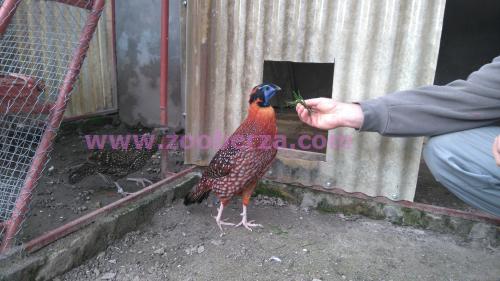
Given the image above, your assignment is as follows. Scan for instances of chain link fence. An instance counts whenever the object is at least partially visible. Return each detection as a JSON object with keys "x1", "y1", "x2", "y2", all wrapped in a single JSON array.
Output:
[{"x1": 0, "y1": 0, "x2": 104, "y2": 252}]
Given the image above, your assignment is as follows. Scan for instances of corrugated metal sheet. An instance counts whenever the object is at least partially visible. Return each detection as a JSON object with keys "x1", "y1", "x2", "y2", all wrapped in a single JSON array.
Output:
[
  {"x1": 184, "y1": 0, "x2": 446, "y2": 201},
  {"x1": 66, "y1": 2, "x2": 117, "y2": 118}
]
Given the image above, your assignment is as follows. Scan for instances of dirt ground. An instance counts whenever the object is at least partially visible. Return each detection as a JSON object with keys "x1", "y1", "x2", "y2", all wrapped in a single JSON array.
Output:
[
  {"x1": 18, "y1": 117, "x2": 188, "y2": 243},
  {"x1": 56, "y1": 199, "x2": 500, "y2": 281},
  {"x1": 17, "y1": 115, "x2": 478, "y2": 244},
  {"x1": 415, "y1": 159, "x2": 476, "y2": 212}
]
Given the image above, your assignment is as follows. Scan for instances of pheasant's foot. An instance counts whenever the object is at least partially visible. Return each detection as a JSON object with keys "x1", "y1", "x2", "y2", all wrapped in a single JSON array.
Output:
[
  {"x1": 235, "y1": 205, "x2": 262, "y2": 231},
  {"x1": 235, "y1": 219, "x2": 262, "y2": 231},
  {"x1": 126, "y1": 177, "x2": 153, "y2": 188},
  {"x1": 114, "y1": 182, "x2": 131, "y2": 196},
  {"x1": 214, "y1": 204, "x2": 234, "y2": 233}
]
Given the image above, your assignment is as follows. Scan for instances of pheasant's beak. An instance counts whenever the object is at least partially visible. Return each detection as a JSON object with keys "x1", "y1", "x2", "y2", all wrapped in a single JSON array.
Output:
[{"x1": 265, "y1": 84, "x2": 281, "y2": 103}]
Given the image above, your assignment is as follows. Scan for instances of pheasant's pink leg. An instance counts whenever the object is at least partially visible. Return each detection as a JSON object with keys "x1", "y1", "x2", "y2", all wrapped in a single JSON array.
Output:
[
  {"x1": 214, "y1": 202, "x2": 234, "y2": 232},
  {"x1": 235, "y1": 205, "x2": 262, "y2": 231},
  {"x1": 235, "y1": 194, "x2": 262, "y2": 231}
]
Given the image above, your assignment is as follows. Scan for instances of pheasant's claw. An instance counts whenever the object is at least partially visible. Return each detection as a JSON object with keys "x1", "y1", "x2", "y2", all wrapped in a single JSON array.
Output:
[
  {"x1": 214, "y1": 203, "x2": 234, "y2": 233},
  {"x1": 235, "y1": 220, "x2": 262, "y2": 231},
  {"x1": 215, "y1": 218, "x2": 235, "y2": 235},
  {"x1": 216, "y1": 220, "x2": 235, "y2": 228},
  {"x1": 114, "y1": 182, "x2": 131, "y2": 196},
  {"x1": 235, "y1": 205, "x2": 262, "y2": 231},
  {"x1": 126, "y1": 177, "x2": 153, "y2": 188}
]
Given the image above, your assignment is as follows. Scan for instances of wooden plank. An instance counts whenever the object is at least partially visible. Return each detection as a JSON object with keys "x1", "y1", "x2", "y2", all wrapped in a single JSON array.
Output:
[{"x1": 65, "y1": 2, "x2": 117, "y2": 117}]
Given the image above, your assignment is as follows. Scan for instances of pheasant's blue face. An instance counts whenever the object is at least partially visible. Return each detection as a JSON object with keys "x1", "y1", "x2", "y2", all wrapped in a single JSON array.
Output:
[{"x1": 249, "y1": 83, "x2": 282, "y2": 107}]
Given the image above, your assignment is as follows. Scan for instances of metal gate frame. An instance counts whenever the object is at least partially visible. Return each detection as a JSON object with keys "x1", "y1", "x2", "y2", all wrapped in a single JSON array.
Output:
[{"x1": 0, "y1": 0, "x2": 106, "y2": 253}]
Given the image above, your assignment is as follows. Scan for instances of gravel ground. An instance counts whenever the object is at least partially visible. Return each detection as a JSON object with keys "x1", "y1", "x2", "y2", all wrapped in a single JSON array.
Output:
[{"x1": 57, "y1": 197, "x2": 500, "y2": 281}]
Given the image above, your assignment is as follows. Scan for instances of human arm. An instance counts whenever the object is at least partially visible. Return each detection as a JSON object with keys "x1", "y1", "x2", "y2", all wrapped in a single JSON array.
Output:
[
  {"x1": 297, "y1": 56, "x2": 500, "y2": 136},
  {"x1": 359, "y1": 56, "x2": 500, "y2": 136}
]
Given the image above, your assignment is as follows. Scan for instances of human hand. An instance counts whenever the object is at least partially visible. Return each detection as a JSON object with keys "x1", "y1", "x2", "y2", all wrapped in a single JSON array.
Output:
[
  {"x1": 493, "y1": 136, "x2": 500, "y2": 166},
  {"x1": 295, "y1": 98, "x2": 364, "y2": 130}
]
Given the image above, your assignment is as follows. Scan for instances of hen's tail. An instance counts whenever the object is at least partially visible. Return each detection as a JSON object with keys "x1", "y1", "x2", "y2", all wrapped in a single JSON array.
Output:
[{"x1": 184, "y1": 178, "x2": 211, "y2": 205}]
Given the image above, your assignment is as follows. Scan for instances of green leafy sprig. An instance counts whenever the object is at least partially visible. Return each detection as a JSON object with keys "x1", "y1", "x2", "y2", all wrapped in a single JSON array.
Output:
[{"x1": 286, "y1": 90, "x2": 313, "y2": 115}]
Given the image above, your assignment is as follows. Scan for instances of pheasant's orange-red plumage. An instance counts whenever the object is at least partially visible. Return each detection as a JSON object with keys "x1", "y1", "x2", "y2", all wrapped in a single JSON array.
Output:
[
  {"x1": 184, "y1": 84, "x2": 280, "y2": 231},
  {"x1": 185, "y1": 101, "x2": 277, "y2": 203}
]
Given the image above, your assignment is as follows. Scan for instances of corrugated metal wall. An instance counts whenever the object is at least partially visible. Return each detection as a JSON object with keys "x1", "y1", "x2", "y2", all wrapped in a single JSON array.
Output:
[
  {"x1": 185, "y1": 0, "x2": 446, "y2": 201},
  {"x1": 65, "y1": 2, "x2": 117, "y2": 118}
]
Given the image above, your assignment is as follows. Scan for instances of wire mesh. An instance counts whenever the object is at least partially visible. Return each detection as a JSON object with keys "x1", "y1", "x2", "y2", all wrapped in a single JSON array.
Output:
[{"x1": 0, "y1": 0, "x2": 101, "y2": 248}]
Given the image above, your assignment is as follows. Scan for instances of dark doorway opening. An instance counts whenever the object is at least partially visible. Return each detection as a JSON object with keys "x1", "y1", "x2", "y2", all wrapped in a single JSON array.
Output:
[
  {"x1": 262, "y1": 61, "x2": 334, "y2": 154},
  {"x1": 434, "y1": 0, "x2": 500, "y2": 85}
]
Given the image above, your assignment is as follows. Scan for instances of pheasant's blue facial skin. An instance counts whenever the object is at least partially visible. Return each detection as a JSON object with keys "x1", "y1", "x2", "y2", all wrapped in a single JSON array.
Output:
[
  {"x1": 258, "y1": 83, "x2": 281, "y2": 106},
  {"x1": 248, "y1": 83, "x2": 282, "y2": 107}
]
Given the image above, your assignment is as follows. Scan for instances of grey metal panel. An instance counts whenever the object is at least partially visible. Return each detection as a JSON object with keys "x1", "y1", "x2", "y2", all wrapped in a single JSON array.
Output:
[
  {"x1": 115, "y1": 0, "x2": 184, "y2": 128},
  {"x1": 184, "y1": 0, "x2": 446, "y2": 201}
]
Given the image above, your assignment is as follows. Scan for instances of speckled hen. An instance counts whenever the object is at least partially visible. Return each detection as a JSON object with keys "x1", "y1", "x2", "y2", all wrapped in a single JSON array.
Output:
[
  {"x1": 69, "y1": 140, "x2": 157, "y2": 194},
  {"x1": 184, "y1": 83, "x2": 281, "y2": 231}
]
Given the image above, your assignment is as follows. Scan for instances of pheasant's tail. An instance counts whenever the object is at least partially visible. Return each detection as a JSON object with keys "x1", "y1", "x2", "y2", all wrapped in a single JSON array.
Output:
[
  {"x1": 68, "y1": 163, "x2": 95, "y2": 184},
  {"x1": 184, "y1": 178, "x2": 211, "y2": 205}
]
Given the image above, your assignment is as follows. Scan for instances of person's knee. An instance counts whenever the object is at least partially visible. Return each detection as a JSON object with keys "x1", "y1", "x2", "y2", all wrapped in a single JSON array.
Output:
[
  {"x1": 423, "y1": 129, "x2": 500, "y2": 216},
  {"x1": 423, "y1": 134, "x2": 454, "y2": 181},
  {"x1": 424, "y1": 131, "x2": 496, "y2": 192}
]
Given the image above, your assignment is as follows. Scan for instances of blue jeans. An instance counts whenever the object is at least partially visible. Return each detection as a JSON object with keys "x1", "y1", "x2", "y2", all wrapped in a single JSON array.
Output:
[{"x1": 423, "y1": 126, "x2": 500, "y2": 217}]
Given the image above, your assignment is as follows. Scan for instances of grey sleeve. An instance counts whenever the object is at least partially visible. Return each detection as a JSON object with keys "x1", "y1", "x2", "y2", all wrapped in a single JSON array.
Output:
[{"x1": 358, "y1": 55, "x2": 500, "y2": 137}]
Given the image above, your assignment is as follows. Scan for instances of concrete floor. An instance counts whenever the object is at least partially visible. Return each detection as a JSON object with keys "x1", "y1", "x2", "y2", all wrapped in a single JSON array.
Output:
[{"x1": 58, "y1": 199, "x2": 500, "y2": 281}]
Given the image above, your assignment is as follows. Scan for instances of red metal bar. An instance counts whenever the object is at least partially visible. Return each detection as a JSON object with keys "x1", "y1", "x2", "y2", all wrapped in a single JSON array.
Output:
[
  {"x1": 160, "y1": 0, "x2": 170, "y2": 178},
  {"x1": 160, "y1": 0, "x2": 169, "y2": 127},
  {"x1": 62, "y1": 0, "x2": 118, "y2": 123},
  {"x1": 0, "y1": 0, "x2": 20, "y2": 35},
  {"x1": 23, "y1": 166, "x2": 196, "y2": 253},
  {"x1": 0, "y1": 0, "x2": 106, "y2": 253}
]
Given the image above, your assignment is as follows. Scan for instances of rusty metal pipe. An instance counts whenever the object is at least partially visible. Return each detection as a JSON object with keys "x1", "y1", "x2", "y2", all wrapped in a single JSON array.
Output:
[
  {"x1": 22, "y1": 166, "x2": 196, "y2": 254},
  {"x1": 0, "y1": 0, "x2": 106, "y2": 253},
  {"x1": 160, "y1": 0, "x2": 170, "y2": 178}
]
